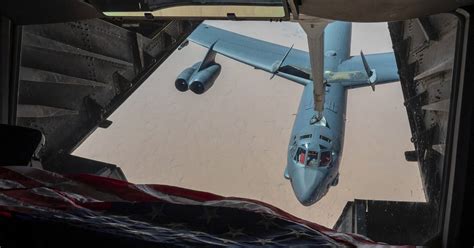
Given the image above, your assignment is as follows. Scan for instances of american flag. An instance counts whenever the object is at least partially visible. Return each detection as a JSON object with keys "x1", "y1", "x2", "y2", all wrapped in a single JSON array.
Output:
[{"x1": 0, "y1": 166, "x2": 397, "y2": 247}]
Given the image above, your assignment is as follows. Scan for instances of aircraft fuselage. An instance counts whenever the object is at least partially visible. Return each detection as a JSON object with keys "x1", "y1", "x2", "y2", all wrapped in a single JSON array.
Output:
[{"x1": 285, "y1": 22, "x2": 352, "y2": 205}]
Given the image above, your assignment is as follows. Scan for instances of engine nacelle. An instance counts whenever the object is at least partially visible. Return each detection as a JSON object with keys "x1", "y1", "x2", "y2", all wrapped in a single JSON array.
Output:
[
  {"x1": 189, "y1": 64, "x2": 221, "y2": 94},
  {"x1": 175, "y1": 67, "x2": 196, "y2": 92}
]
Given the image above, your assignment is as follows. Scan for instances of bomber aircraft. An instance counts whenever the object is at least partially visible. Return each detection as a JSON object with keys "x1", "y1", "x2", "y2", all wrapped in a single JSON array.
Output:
[{"x1": 175, "y1": 22, "x2": 399, "y2": 206}]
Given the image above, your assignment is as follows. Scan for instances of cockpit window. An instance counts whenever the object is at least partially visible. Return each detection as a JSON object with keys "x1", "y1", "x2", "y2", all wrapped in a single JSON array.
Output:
[
  {"x1": 306, "y1": 151, "x2": 318, "y2": 166},
  {"x1": 299, "y1": 134, "x2": 312, "y2": 140},
  {"x1": 320, "y1": 135, "x2": 332, "y2": 143},
  {"x1": 294, "y1": 147, "x2": 306, "y2": 164},
  {"x1": 320, "y1": 151, "x2": 332, "y2": 166}
]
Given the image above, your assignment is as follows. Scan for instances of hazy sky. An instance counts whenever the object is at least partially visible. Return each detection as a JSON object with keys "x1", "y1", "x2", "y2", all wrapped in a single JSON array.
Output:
[{"x1": 74, "y1": 21, "x2": 425, "y2": 228}]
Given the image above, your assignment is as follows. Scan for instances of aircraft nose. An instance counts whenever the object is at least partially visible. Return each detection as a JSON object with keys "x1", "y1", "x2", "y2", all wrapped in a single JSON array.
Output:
[{"x1": 290, "y1": 168, "x2": 326, "y2": 206}]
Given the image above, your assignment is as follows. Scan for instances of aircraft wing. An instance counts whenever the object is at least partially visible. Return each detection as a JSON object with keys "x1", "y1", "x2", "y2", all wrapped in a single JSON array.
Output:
[
  {"x1": 337, "y1": 52, "x2": 400, "y2": 87},
  {"x1": 187, "y1": 24, "x2": 311, "y2": 86}
]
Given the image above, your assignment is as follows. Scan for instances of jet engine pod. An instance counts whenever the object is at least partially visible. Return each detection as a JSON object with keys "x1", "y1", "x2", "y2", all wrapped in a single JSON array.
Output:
[
  {"x1": 175, "y1": 67, "x2": 196, "y2": 92},
  {"x1": 189, "y1": 64, "x2": 221, "y2": 94}
]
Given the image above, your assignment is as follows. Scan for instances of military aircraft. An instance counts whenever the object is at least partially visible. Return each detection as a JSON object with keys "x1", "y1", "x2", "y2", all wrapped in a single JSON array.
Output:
[{"x1": 176, "y1": 22, "x2": 399, "y2": 206}]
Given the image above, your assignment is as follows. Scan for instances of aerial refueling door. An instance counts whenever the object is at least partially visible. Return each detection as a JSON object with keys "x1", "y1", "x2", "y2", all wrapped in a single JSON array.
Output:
[{"x1": 90, "y1": 0, "x2": 289, "y2": 21}]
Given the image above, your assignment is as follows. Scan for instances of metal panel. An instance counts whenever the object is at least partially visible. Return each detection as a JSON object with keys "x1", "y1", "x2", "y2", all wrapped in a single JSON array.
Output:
[{"x1": 15, "y1": 19, "x2": 201, "y2": 170}]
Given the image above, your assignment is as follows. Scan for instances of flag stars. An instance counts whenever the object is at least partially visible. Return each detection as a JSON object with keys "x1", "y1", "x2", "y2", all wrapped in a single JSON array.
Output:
[
  {"x1": 223, "y1": 226, "x2": 246, "y2": 238},
  {"x1": 199, "y1": 207, "x2": 219, "y2": 224},
  {"x1": 287, "y1": 229, "x2": 308, "y2": 239},
  {"x1": 257, "y1": 215, "x2": 277, "y2": 230},
  {"x1": 149, "y1": 205, "x2": 165, "y2": 220},
  {"x1": 166, "y1": 222, "x2": 187, "y2": 229},
  {"x1": 221, "y1": 238, "x2": 232, "y2": 244},
  {"x1": 254, "y1": 238, "x2": 274, "y2": 245}
]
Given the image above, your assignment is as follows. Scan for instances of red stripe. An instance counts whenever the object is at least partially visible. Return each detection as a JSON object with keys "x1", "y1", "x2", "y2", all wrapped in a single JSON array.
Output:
[
  {"x1": 66, "y1": 174, "x2": 159, "y2": 202},
  {"x1": 0, "y1": 210, "x2": 12, "y2": 218},
  {"x1": 3, "y1": 189, "x2": 76, "y2": 210},
  {"x1": 0, "y1": 167, "x2": 43, "y2": 189},
  {"x1": 148, "y1": 185, "x2": 225, "y2": 202}
]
